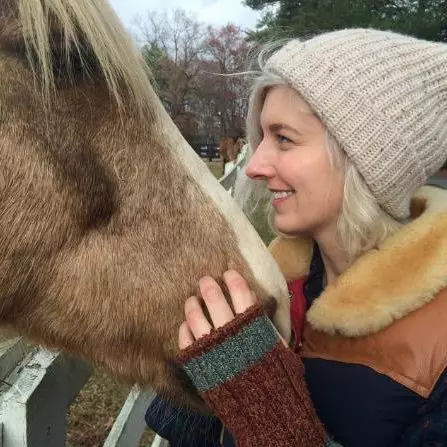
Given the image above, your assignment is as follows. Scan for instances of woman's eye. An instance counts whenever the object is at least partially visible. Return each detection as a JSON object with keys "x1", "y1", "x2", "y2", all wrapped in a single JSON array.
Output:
[{"x1": 277, "y1": 134, "x2": 292, "y2": 144}]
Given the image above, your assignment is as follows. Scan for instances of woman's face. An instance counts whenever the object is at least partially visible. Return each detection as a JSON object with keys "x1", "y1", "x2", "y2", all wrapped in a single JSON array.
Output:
[{"x1": 246, "y1": 85, "x2": 345, "y2": 236}]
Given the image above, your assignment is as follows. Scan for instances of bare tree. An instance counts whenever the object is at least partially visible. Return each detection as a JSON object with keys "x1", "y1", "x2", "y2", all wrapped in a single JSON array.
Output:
[
  {"x1": 198, "y1": 24, "x2": 253, "y2": 138},
  {"x1": 134, "y1": 12, "x2": 253, "y2": 148},
  {"x1": 134, "y1": 10, "x2": 206, "y2": 140}
]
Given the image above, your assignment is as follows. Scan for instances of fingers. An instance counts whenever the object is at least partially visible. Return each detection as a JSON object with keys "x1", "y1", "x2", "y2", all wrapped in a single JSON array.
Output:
[
  {"x1": 178, "y1": 321, "x2": 194, "y2": 349},
  {"x1": 199, "y1": 276, "x2": 234, "y2": 328},
  {"x1": 179, "y1": 270, "x2": 259, "y2": 350},
  {"x1": 223, "y1": 270, "x2": 257, "y2": 314},
  {"x1": 184, "y1": 295, "x2": 212, "y2": 340}
]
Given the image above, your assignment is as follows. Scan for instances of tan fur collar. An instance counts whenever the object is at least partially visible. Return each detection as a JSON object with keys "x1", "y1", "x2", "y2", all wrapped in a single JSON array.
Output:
[{"x1": 269, "y1": 186, "x2": 447, "y2": 337}]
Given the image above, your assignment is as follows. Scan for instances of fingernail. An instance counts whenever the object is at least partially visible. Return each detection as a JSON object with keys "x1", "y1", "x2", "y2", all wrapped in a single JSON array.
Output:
[{"x1": 223, "y1": 269, "x2": 238, "y2": 280}]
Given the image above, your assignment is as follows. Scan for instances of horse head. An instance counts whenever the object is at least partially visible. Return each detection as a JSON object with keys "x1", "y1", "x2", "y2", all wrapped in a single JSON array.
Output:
[{"x1": 0, "y1": 0, "x2": 289, "y2": 409}]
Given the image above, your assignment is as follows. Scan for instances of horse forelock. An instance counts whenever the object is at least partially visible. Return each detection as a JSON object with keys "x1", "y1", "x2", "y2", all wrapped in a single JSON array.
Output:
[{"x1": 3, "y1": 0, "x2": 154, "y2": 115}]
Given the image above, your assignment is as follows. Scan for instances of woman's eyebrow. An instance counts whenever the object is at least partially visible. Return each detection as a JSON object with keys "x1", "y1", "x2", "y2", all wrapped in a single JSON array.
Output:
[{"x1": 269, "y1": 123, "x2": 302, "y2": 136}]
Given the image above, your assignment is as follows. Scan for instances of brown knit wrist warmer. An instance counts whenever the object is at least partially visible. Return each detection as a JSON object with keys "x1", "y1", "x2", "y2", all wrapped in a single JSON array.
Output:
[{"x1": 176, "y1": 304, "x2": 329, "y2": 447}]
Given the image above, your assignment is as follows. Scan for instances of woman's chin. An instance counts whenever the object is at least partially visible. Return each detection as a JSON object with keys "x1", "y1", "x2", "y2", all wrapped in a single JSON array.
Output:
[{"x1": 273, "y1": 216, "x2": 306, "y2": 236}]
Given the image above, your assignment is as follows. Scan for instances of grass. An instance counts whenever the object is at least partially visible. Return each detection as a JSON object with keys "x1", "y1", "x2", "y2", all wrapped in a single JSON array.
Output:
[
  {"x1": 204, "y1": 159, "x2": 274, "y2": 245},
  {"x1": 205, "y1": 160, "x2": 224, "y2": 179},
  {"x1": 66, "y1": 159, "x2": 272, "y2": 446},
  {"x1": 67, "y1": 369, "x2": 155, "y2": 446},
  {"x1": 246, "y1": 199, "x2": 275, "y2": 246}
]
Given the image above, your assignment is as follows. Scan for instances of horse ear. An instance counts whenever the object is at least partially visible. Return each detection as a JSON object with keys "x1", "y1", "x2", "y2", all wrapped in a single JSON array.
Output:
[
  {"x1": 0, "y1": 1, "x2": 100, "y2": 86},
  {"x1": 0, "y1": 2, "x2": 69, "y2": 71},
  {"x1": 0, "y1": 1, "x2": 25, "y2": 53}
]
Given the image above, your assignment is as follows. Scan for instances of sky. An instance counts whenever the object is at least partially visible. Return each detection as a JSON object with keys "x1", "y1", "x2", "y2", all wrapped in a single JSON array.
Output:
[{"x1": 108, "y1": 0, "x2": 263, "y2": 31}]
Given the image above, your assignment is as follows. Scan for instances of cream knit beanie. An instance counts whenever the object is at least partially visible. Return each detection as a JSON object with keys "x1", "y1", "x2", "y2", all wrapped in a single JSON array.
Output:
[{"x1": 265, "y1": 28, "x2": 447, "y2": 220}]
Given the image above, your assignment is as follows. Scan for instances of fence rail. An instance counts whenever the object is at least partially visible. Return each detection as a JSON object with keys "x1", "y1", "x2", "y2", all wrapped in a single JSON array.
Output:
[
  {"x1": 218, "y1": 145, "x2": 248, "y2": 196},
  {"x1": 0, "y1": 339, "x2": 91, "y2": 446},
  {"x1": 0, "y1": 150, "x2": 247, "y2": 446}
]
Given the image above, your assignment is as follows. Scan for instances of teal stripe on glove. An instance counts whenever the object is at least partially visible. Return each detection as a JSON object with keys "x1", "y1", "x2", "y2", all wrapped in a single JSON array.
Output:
[{"x1": 182, "y1": 314, "x2": 279, "y2": 392}]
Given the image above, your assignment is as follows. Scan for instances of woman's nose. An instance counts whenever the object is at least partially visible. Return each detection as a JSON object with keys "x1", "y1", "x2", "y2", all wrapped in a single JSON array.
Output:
[{"x1": 245, "y1": 143, "x2": 275, "y2": 180}]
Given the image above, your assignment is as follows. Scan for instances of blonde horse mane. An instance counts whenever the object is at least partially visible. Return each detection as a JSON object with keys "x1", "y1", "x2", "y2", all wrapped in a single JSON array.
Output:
[{"x1": 17, "y1": 0, "x2": 152, "y2": 111}]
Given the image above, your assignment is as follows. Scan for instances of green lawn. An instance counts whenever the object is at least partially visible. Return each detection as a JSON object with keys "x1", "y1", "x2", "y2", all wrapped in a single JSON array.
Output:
[
  {"x1": 206, "y1": 161, "x2": 275, "y2": 245},
  {"x1": 205, "y1": 160, "x2": 224, "y2": 179},
  {"x1": 246, "y1": 199, "x2": 275, "y2": 246}
]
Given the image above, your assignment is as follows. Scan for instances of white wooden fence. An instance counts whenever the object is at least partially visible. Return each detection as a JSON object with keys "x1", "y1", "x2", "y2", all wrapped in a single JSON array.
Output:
[
  {"x1": 218, "y1": 145, "x2": 248, "y2": 196},
  {"x1": 0, "y1": 148, "x2": 248, "y2": 447}
]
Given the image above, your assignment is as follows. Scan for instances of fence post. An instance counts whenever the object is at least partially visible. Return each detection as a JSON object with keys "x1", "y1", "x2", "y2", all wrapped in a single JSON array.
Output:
[
  {"x1": 0, "y1": 349, "x2": 91, "y2": 447},
  {"x1": 0, "y1": 337, "x2": 27, "y2": 382},
  {"x1": 104, "y1": 387, "x2": 157, "y2": 447},
  {"x1": 218, "y1": 145, "x2": 248, "y2": 195}
]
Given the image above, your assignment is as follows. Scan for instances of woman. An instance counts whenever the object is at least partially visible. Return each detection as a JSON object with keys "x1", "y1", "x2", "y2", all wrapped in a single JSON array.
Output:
[{"x1": 175, "y1": 28, "x2": 447, "y2": 446}]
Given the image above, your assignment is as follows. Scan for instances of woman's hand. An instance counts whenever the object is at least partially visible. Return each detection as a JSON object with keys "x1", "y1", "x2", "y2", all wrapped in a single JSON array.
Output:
[
  {"x1": 178, "y1": 269, "x2": 257, "y2": 349},
  {"x1": 176, "y1": 275, "x2": 324, "y2": 447}
]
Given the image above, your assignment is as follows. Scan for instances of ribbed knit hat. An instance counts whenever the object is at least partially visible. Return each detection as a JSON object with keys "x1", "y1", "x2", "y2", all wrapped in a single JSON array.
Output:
[{"x1": 264, "y1": 28, "x2": 447, "y2": 220}]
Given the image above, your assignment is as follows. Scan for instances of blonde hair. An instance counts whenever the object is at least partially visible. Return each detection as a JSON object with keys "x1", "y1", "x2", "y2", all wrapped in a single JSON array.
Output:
[
  {"x1": 237, "y1": 69, "x2": 403, "y2": 261},
  {"x1": 326, "y1": 132, "x2": 403, "y2": 259}
]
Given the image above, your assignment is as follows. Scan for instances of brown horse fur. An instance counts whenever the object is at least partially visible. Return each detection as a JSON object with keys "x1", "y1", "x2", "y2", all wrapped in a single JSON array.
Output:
[{"x1": 0, "y1": 0, "x2": 289, "y2": 410}]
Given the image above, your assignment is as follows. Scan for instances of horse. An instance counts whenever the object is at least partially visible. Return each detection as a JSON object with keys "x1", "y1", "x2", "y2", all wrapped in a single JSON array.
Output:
[
  {"x1": 219, "y1": 137, "x2": 242, "y2": 164},
  {"x1": 0, "y1": 0, "x2": 289, "y2": 410}
]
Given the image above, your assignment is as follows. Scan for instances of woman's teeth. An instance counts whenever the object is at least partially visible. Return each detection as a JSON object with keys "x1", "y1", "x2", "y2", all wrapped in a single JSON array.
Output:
[{"x1": 273, "y1": 191, "x2": 293, "y2": 199}]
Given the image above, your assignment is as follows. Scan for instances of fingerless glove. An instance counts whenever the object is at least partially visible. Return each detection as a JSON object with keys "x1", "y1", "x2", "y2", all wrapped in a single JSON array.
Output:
[{"x1": 176, "y1": 304, "x2": 332, "y2": 447}]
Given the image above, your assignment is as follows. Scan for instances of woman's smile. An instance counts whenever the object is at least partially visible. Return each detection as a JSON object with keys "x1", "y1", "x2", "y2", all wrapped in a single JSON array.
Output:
[{"x1": 271, "y1": 190, "x2": 295, "y2": 207}]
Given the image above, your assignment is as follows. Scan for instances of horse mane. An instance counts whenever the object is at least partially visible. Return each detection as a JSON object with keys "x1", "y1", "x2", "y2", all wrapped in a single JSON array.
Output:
[{"x1": 15, "y1": 0, "x2": 153, "y2": 112}]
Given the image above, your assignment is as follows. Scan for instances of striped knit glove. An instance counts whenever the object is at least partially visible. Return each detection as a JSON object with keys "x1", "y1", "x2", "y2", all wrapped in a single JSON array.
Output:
[{"x1": 176, "y1": 303, "x2": 331, "y2": 447}]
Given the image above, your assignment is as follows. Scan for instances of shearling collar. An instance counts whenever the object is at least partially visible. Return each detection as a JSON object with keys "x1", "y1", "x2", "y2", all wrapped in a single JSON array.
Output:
[{"x1": 268, "y1": 185, "x2": 447, "y2": 338}]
